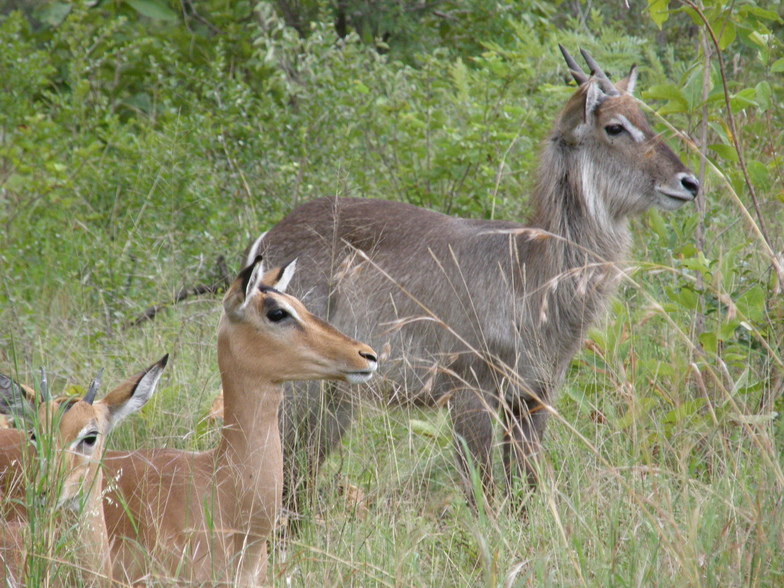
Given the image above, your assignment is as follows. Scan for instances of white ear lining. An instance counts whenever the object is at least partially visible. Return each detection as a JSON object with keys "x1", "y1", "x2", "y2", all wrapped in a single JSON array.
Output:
[
  {"x1": 626, "y1": 66, "x2": 638, "y2": 96},
  {"x1": 245, "y1": 232, "x2": 267, "y2": 269},
  {"x1": 243, "y1": 259, "x2": 266, "y2": 305},
  {"x1": 584, "y1": 82, "x2": 602, "y2": 122},
  {"x1": 106, "y1": 363, "x2": 164, "y2": 428},
  {"x1": 275, "y1": 258, "x2": 297, "y2": 293}
]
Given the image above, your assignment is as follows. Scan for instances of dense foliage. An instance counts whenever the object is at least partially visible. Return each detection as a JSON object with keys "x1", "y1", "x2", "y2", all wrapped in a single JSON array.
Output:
[{"x1": 0, "y1": 0, "x2": 782, "y2": 585}]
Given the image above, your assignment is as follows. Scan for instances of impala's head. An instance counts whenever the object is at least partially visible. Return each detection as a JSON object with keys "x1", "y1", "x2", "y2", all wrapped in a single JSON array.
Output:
[
  {"x1": 0, "y1": 356, "x2": 167, "y2": 511},
  {"x1": 554, "y1": 45, "x2": 699, "y2": 220},
  {"x1": 220, "y1": 256, "x2": 378, "y2": 384}
]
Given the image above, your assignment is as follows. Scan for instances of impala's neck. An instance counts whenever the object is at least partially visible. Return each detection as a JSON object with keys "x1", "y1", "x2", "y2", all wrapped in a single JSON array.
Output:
[
  {"x1": 77, "y1": 471, "x2": 113, "y2": 586},
  {"x1": 217, "y1": 369, "x2": 283, "y2": 461},
  {"x1": 216, "y1": 323, "x2": 284, "y2": 491}
]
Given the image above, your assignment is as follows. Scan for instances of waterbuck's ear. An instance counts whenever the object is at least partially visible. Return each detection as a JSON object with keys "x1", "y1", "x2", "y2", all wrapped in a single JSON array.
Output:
[
  {"x1": 584, "y1": 81, "x2": 603, "y2": 122},
  {"x1": 615, "y1": 64, "x2": 638, "y2": 96},
  {"x1": 261, "y1": 258, "x2": 297, "y2": 293},
  {"x1": 99, "y1": 354, "x2": 168, "y2": 427}
]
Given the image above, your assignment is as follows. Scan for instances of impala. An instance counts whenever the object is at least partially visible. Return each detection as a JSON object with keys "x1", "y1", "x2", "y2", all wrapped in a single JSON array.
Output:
[
  {"x1": 102, "y1": 257, "x2": 378, "y2": 586},
  {"x1": 247, "y1": 45, "x2": 700, "y2": 506},
  {"x1": 0, "y1": 358, "x2": 166, "y2": 586}
]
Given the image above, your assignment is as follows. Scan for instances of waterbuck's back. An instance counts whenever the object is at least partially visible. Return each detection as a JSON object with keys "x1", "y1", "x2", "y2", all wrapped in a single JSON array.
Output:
[{"x1": 258, "y1": 197, "x2": 567, "y2": 404}]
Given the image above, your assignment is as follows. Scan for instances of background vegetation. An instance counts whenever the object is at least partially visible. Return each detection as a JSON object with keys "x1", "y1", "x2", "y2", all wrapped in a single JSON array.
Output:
[{"x1": 0, "y1": 0, "x2": 782, "y2": 585}]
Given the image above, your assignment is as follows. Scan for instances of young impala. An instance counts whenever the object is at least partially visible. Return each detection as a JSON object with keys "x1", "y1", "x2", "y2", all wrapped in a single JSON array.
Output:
[
  {"x1": 101, "y1": 257, "x2": 378, "y2": 586},
  {"x1": 0, "y1": 358, "x2": 167, "y2": 586},
  {"x1": 247, "y1": 45, "x2": 700, "y2": 506}
]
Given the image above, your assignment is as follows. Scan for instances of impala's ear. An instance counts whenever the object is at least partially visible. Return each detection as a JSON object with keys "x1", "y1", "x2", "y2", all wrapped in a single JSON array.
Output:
[
  {"x1": 224, "y1": 256, "x2": 265, "y2": 318},
  {"x1": 261, "y1": 258, "x2": 297, "y2": 293},
  {"x1": 0, "y1": 373, "x2": 35, "y2": 421},
  {"x1": 243, "y1": 256, "x2": 266, "y2": 301},
  {"x1": 616, "y1": 64, "x2": 638, "y2": 96},
  {"x1": 100, "y1": 354, "x2": 168, "y2": 428}
]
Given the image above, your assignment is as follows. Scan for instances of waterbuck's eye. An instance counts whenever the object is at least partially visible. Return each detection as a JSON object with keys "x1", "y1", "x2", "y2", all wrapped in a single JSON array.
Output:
[
  {"x1": 266, "y1": 308, "x2": 289, "y2": 323},
  {"x1": 605, "y1": 124, "x2": 625, "y2": 137}
]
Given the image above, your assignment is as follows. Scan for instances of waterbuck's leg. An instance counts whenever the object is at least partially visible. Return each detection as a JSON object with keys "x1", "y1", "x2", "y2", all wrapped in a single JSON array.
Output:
[
  {"x1": 503, "y1": 396, "x2": 549, "y2": 491},
  {"x1": 450, "y1": 388, "x2": 496, "y2": 504},
  {"x1": 281, "y1": 381, "x2": 355, "y2": 518}
]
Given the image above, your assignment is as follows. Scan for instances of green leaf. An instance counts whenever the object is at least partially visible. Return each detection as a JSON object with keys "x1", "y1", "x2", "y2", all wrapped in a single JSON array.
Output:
[
  {"x1": 755, "y1": 81, "x2": 771, "y2": 111},
  {"x1": 647, "y1": 208, "x2": 668, "y2": 245},
  {"x1": 680, "y1": 254, "x2": 711, "y2": 277},
  {"x1": 123, "y1": 0, "x2": 178, "y2": 21},
  {"x1": 730, "y1": 88, "x2": 756, "y2": 113},
  {"x1": 676, "y1": 287, "x2": 699, "y2": 311},
  {"x1": 719, "y1": 319, "x2": 739, "y2": 341},
  {"x1": 35, "y1": 2, "x2": 71, "y2": 27},
  {"x1": 663, "y1": 398, "x2": 706, "y2": 424},
  {"x1": 736, "y1": 285, "x2": 765, "y2": 321},
  {"x1": 643, "y1": 83, "x2": 686, "y2": 104},
  {"x1": 747, "y1": 159, "x2": 769, "y2": 190},
  {"x1": 699, "y1": 331, "x2": 717, "y2": 354},
  {"x1": 709, "y1": 143, "x2": 739, "y2": 162},
  {"x1": 647, "y1": 0, "x2": 671, "y2": 28},
  {"x1": 772, "y1": 58, "x2": 784, "y2": 73},
  {"x1": 718, "y1": 20, "x2": 736, "y2": 50},
  {"x1": 741, "y1": 5, "x2": 781, "y2": 22}
]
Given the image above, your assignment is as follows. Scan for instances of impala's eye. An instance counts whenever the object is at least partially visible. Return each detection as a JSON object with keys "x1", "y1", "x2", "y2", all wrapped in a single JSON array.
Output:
[
  {"x1": 29, "y1": 430, "x2": 36, "y2": 443},
  {"x1": 605, "y1": 124, "x2": 625, "y2": 137},
  {"x1": 82, "y1": 434, "x2": 98, "y2": 448},
  {"x1": 266, "y1": 308, "x2": 289, "y2": 323}
]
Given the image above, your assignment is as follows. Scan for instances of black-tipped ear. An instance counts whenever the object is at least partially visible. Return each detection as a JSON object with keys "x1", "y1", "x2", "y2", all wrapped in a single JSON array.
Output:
[
  {"x1": 102, "y1": 354, "x2": 168, "y2": 426},
  {"x1": 240, "y1": 255, "x2": 263, "y2": 301}
]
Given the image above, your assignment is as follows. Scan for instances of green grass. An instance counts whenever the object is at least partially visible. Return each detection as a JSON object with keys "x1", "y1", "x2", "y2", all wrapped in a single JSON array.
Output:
[
  {"x1": 0, "y1": 3, "x2": 782, "y2": 585},
  {"x1": 2, "y1": 278, "x2": 782, "y2": 586}
]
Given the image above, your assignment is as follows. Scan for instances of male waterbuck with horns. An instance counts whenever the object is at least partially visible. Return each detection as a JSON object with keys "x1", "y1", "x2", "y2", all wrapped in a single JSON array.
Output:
[{"x1": 248, "y1": 45, "x2": 700, "y2": 506}]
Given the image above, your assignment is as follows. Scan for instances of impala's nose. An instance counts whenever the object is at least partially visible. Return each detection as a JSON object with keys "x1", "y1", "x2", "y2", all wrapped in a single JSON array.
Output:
[
  {"x1": 359, "y1": 350, "x2": 378, "y2": 364},
  {"x1": 680, "y1": 173, "x2": 700, "y2": 198}
]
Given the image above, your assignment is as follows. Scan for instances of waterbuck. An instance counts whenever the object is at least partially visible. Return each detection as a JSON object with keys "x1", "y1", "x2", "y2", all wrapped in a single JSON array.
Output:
[{"x1": 247, "y1": 46, "x2": 699, "y2": 507}]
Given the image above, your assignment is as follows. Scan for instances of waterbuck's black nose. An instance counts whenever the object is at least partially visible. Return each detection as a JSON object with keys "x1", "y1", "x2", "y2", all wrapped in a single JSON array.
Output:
[
  {"x1": 359, "y1": 351, "x2": 377, "y2": 363},
  {"x1": 681, "y1": 174, "x2": 700, "y2": 197}
]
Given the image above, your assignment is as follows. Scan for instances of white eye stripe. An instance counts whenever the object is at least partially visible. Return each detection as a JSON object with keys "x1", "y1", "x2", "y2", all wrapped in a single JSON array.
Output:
[
  {"x1": 270, "y1": 297, "x2": 303, "y2": 324},
  {"x1": 70, "y1": 424, "x2": 100, "y2": 450},
  {"x1": 615, "y1": 115, "x2": 646, "y2": 143}
]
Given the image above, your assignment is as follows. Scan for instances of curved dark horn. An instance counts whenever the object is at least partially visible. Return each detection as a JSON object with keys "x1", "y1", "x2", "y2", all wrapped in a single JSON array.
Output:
[
  {"x1": 39, "y1": 367, "x2": 49, "y2": 403},
  {"x1": 559, "y1": 44, "x2": 589, "y2": 85},
  {"x1": 83, "y1": 368, "x2": 103, "y2": 405},
  {"x1": 579, "y1": 48, "x2": 619, "y2": 96}
]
